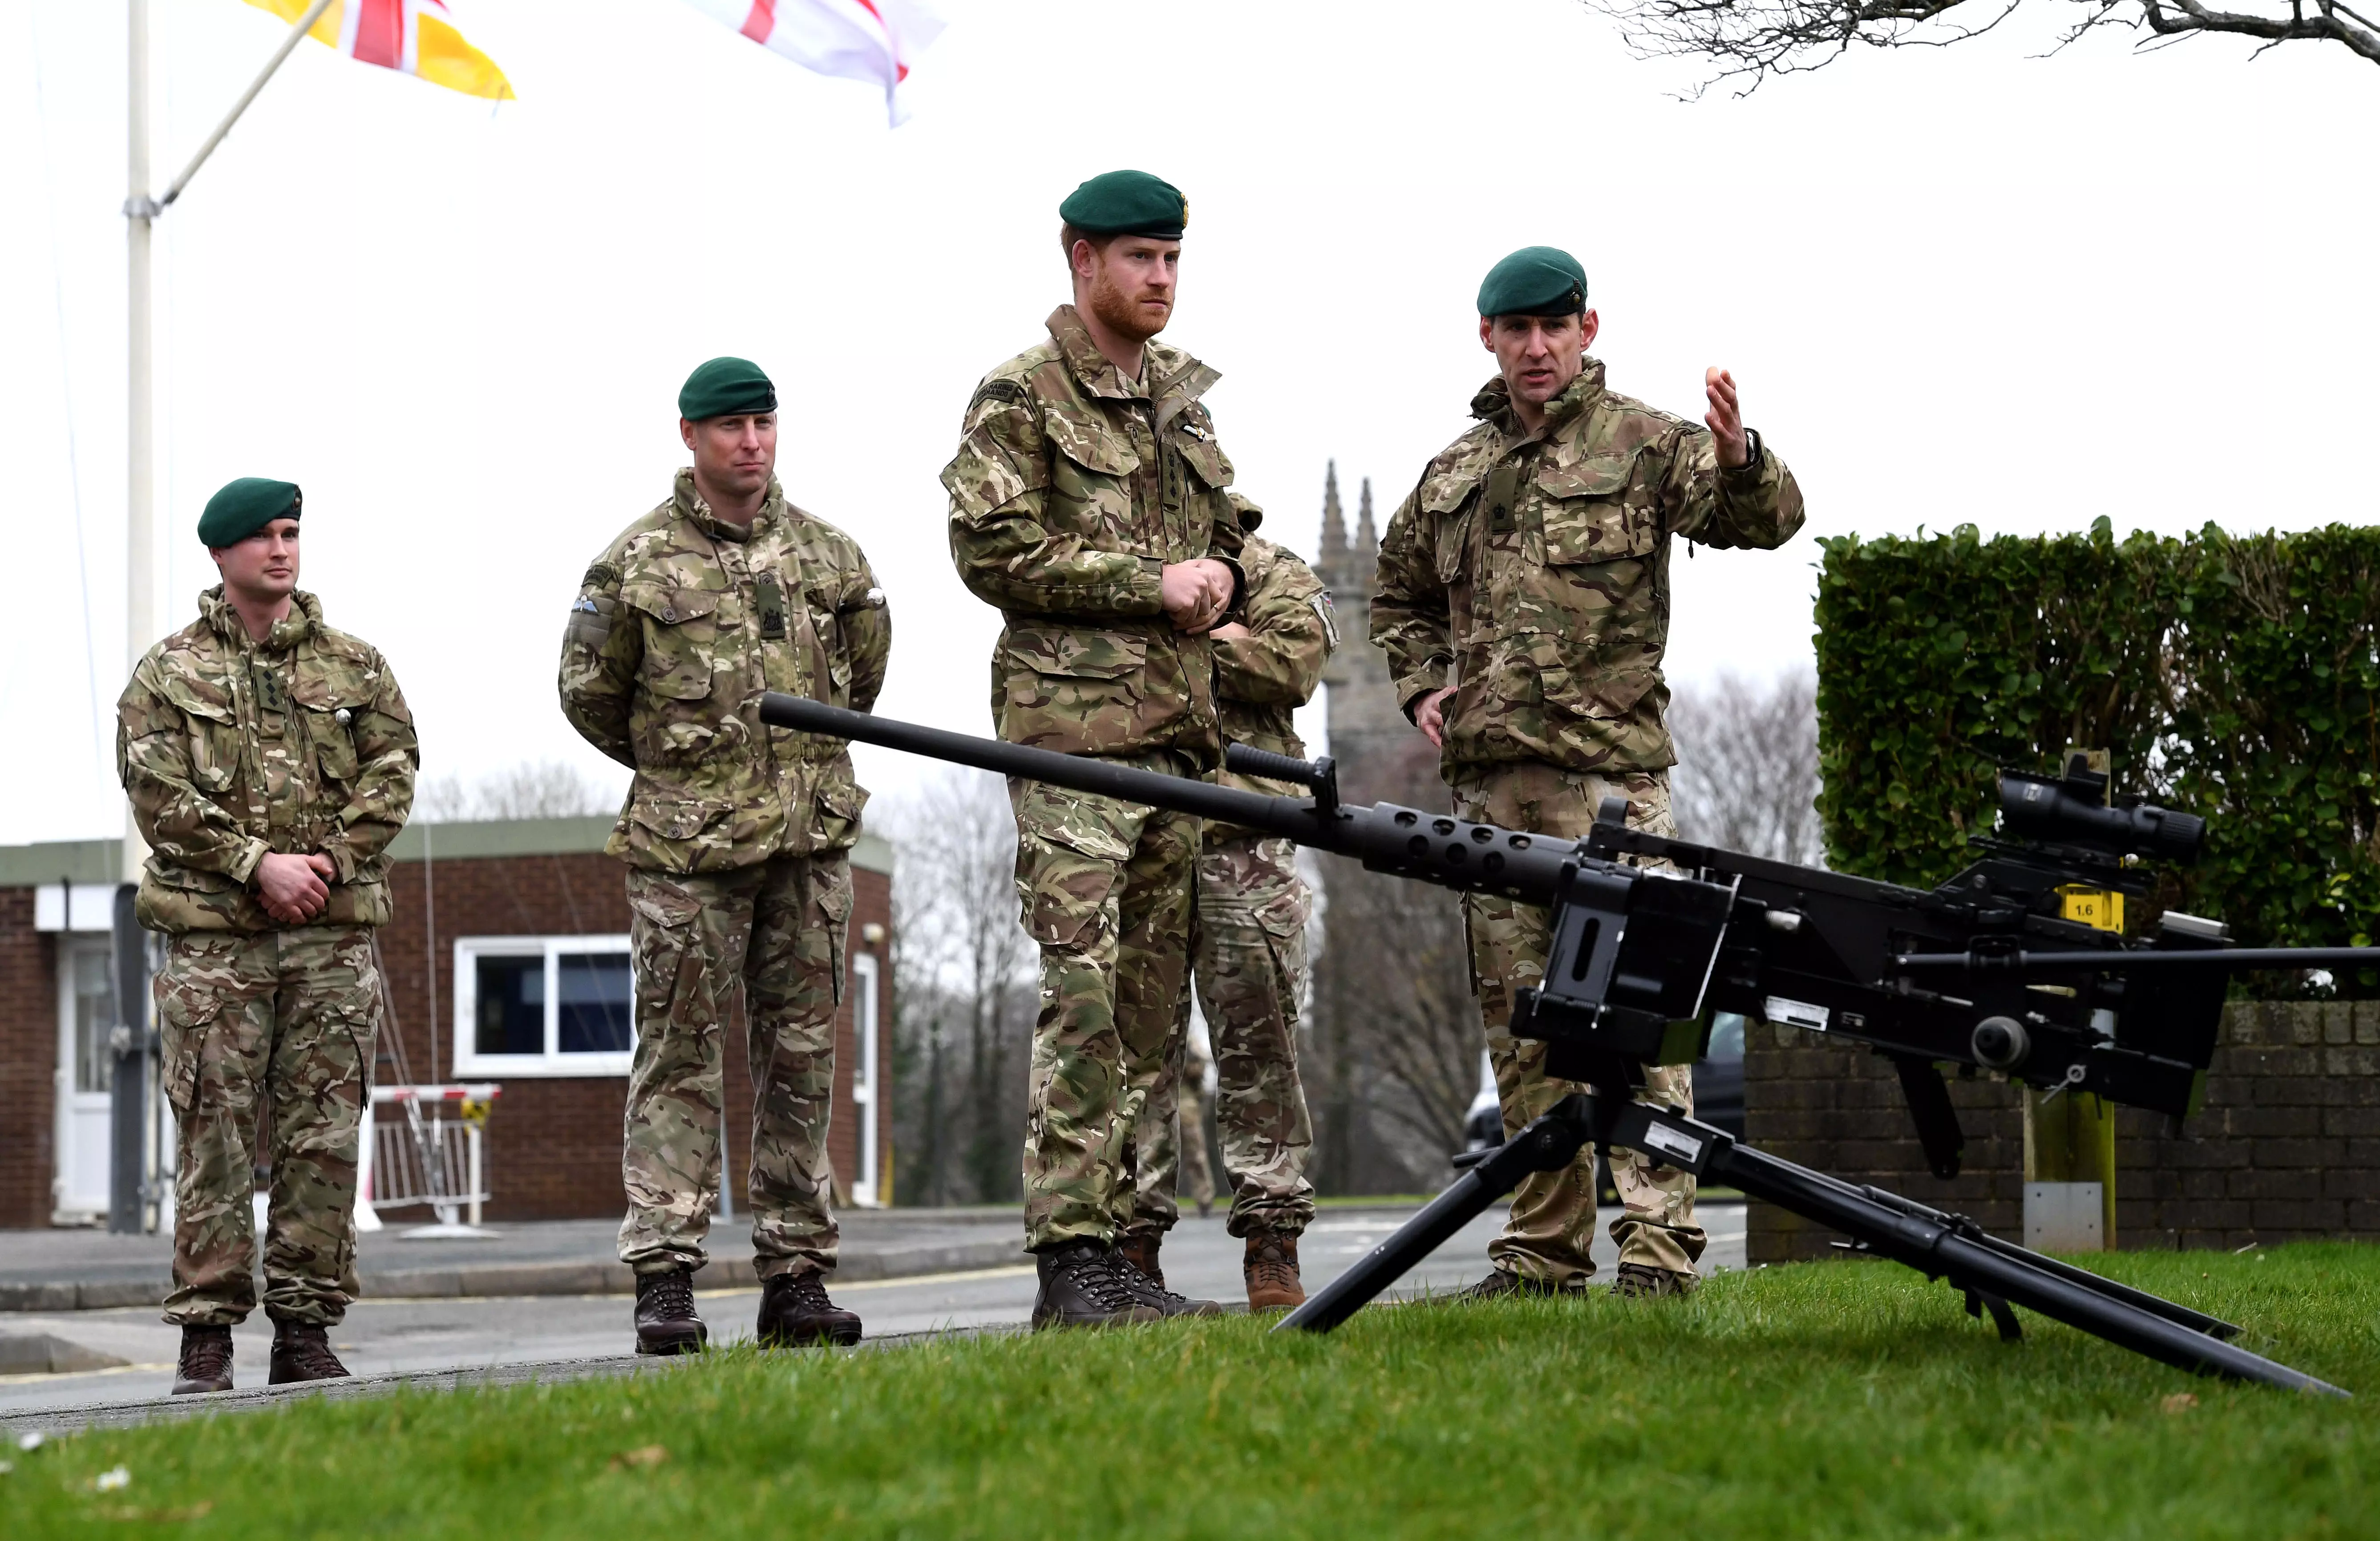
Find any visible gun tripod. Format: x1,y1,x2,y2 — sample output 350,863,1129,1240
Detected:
1278,1084,2348,1399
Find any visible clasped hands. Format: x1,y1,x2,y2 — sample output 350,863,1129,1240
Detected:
256,851,338,925
1159,559,1238,636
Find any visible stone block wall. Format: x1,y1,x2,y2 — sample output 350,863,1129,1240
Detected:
1745,1001,2380,1263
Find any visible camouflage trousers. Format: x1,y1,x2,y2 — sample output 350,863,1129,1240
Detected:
154,925,377,1327
1452,763,1708,1286
619,853,850,1279
1128,835,1317,1239
1174,1042,1218,1212
1010,764,1197,1251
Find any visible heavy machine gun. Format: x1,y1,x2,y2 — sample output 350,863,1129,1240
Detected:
757,694,2368,1396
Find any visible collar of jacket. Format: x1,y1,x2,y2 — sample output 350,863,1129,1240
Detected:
1044,305,1220,415
672,467,784,545
1470,356,1610,441
201,585,320,654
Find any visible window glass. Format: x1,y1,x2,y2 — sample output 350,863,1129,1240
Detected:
557,952,632,1054
474,955,545,1056
73,947,115,1095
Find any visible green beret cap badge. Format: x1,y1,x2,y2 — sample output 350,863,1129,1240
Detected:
197,477,302,548
678,357,777,421
1059,170,1188,239
1477,246,1589,319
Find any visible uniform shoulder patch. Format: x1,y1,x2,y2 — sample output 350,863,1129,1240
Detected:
582,561,620,590
1310,591,1341,651
969,378,1030,414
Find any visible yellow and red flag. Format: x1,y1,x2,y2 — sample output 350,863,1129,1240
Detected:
241,1,513,101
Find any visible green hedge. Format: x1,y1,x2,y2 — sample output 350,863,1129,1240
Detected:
1813,521,2380,988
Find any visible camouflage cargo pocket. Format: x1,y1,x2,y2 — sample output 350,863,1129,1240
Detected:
155,975,227,1120
814,860,854,1007
1011,780,1133,949
811,779,869,853
621,585,724,702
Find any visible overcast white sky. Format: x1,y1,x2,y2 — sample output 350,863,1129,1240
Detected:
4,0,2374,850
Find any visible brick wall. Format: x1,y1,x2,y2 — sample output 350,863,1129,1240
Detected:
372,848,893,1224
1745,1001,2380,1262
0,890,57,1228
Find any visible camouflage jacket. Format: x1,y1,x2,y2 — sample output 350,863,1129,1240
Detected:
117,588,417,933
1371,361,1805,775
558,470,889,875
1208,535,1337,842
942,305,1247,763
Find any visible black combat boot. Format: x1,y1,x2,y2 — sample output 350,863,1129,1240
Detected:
268,1322,351,1385
633,1267,708,1355
171,1324,235,1395
756,1271,862,1348
1453,1267,1571,1303
1243,1232,1307,1312
1609,1261,1698,1300
1031,1240,1162,1330
1110,1232,1222,1319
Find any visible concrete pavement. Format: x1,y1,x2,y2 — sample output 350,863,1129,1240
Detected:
0,1201,1747,1435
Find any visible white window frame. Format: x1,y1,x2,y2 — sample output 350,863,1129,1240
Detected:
451,935,635,1079
849,952,881,1207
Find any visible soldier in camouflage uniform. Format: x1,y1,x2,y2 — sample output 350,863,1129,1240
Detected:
118,476,418,1395
943,169,1246,1329
560,357,889,1354
1372,247,1806,1299
1125,511,1332,1311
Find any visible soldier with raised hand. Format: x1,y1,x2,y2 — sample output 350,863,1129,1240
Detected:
942,169,1246,1329
1125,497,1333,1311
119,477,418,1395
1372,247,1806,1301
560,357,889,1355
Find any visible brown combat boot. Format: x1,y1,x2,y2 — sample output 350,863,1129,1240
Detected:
268,1322,351,1385
1609,1262,1697,1300
1111,1233,1222,1320
757,1270,862,1347
171,1324,234,1395
633,1267,708,1355
1031,1240,1161,1330
1115,1230,1166,1289
1243,1232,1306,1312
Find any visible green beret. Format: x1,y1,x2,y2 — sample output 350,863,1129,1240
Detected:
1059,170,1188,239
1477,246,1589,319
677,357,777,421
197,477,302,548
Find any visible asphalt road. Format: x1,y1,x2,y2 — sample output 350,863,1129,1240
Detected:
0,1203,1746,1420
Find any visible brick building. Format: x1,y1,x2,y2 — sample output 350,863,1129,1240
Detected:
0,821,894,1229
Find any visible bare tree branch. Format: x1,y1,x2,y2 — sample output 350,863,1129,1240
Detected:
1585,0,2378,93
417,758,626,821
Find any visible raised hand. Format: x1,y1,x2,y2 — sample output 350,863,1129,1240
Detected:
1705,367,1749,469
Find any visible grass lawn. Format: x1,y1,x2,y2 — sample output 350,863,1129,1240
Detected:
8,1244,2376,1539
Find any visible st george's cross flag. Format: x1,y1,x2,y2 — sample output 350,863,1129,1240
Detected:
240,0,514,100
680,0,946,124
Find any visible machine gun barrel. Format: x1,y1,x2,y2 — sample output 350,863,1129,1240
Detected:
758,694,1586,905
1894,946,2380,973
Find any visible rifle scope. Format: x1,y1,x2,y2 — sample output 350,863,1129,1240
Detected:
1998,772,2204,864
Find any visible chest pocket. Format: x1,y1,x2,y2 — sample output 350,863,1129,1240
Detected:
1419,470,1483,585
1042,401,1138,545
158,674,241,793
1538,451,1656,566
623,585,724,701
290,670,368,783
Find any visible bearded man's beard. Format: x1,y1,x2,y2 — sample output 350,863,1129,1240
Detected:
1086,268,1170,344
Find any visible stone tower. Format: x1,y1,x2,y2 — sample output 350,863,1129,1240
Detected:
1313,463,1446,811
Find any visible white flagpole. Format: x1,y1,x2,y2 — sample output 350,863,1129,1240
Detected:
123,0,152,886
119,0,336,886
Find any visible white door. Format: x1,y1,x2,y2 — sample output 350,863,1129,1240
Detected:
54,939,116,1220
